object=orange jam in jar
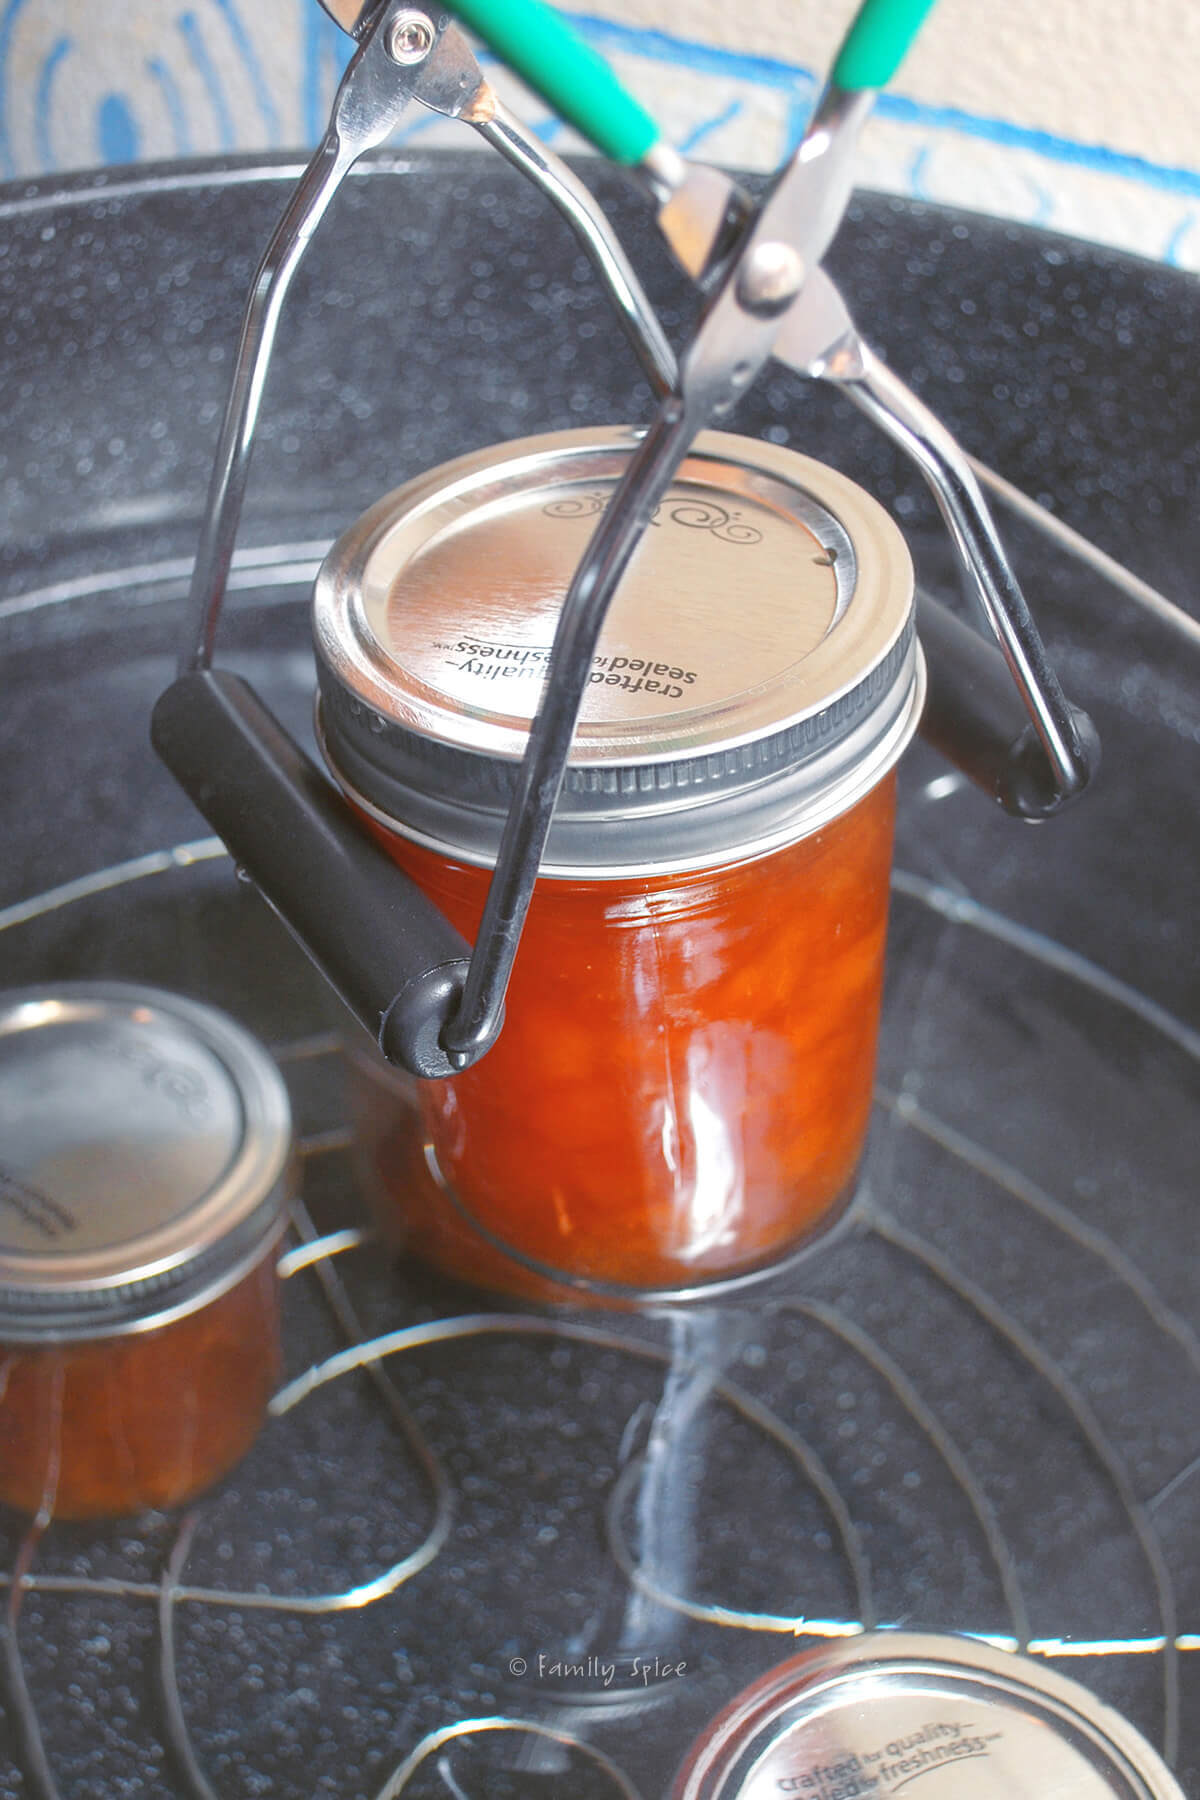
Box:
[0,984,293,1519]
[316,429,923,1298]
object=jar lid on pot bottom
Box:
[670,1632,1184,1800]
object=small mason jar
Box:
[315,428,923,1299]
[0,983,292,1519]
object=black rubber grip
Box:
[152,669,477,1077]
[916,591,1099,820]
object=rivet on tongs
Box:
[387,8,436,64]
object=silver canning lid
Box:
[0,983,293,1342]
[314,427,923,876]
[672,1632,1185,1800]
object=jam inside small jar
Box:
[0,983,293,1520]
[316,427,924,1299]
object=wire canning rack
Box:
[1,153,1199,1798]
[0,797,1197,1799]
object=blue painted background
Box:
[0,1,350,177]
[2,1,1199,268]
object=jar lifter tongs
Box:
[153,0,1098,1081]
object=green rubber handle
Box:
[449,0,659,164]
[832,0,938,90]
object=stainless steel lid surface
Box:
[0,984,293,1340]
[673,1633,1184,1800]
[314,428,923,874]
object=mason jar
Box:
[314,428,923,1299]
[0,983,292,1518]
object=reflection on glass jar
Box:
[352,777,895,1296]
[0,1256,281,1520]
[0,984,292,1519]
[319,428,923,1299]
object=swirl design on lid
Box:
[543,492,763,545]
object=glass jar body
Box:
[0,1254,281,1520]
[351,774,897,1298]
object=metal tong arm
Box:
[846,347,1095,811]
[441,403,699,1067]
[181,9,677,678]
[160,6,500,1082]
[773,265,1095,814]
[436,146,840,1061]
[181,4,485,674]
[439,4,941,1064]
[163,0,680,1075]
[472,96,677,395]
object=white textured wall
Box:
[3,0,1199,267]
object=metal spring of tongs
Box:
[153,0,1099,1079]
